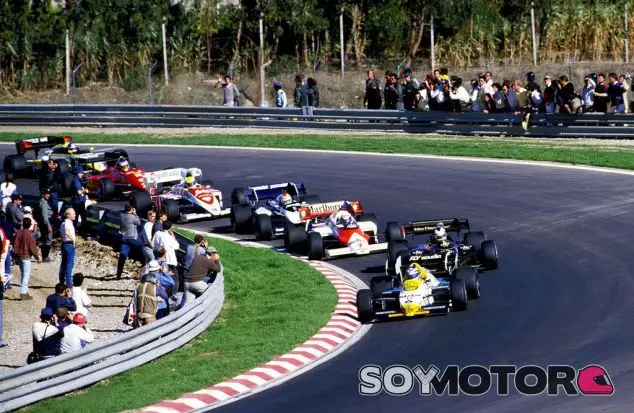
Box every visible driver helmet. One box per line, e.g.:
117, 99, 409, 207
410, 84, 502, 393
67, 143, 80, 154
185, 173, 196, 188
337, 210, 353, 227
279, 192, 292, 206
116, 157, 130, 172
434, 222, 447, 242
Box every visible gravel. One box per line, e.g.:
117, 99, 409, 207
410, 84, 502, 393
0, 238, 144, 371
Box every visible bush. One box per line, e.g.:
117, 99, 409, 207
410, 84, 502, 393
268, 55, 298, 78
122, 66, 146, 91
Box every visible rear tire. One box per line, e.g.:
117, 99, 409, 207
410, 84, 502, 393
162, 199, 180, 224
356, 289, 374, 323
97, 178, 116, 201
385, 221, 405, 243
284, 223, 307, 252
129, 191, 153, 215
55, 158, 71, 176
370, 276, 393, 298
58, 172, 74, 196
307, 232, 323, 260
450, 279, 468, 312
3, 155, 27, 175
231, 187, 249, 206
454, 267, 480, 299
254, 214, 273, 241
464, 231, 486, 254
387, 241, 410, 273
230, 205, 252, 234
480, 240, 499, 270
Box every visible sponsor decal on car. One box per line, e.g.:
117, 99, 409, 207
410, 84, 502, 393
409, 254, 442, 261
308, 201, 345, 214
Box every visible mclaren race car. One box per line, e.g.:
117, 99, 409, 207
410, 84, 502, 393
384, 218, 498, 276
356, 264, 480, 323
128, 167, 229, 223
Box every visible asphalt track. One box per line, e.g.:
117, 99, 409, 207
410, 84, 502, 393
4, 145, 634, 413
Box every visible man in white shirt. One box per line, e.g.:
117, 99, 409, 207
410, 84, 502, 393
60, 312, 94, 353
71, 272, 92, 318
153, 220, 180, 288
59, 208, 76, 286
141, 210, 156, 264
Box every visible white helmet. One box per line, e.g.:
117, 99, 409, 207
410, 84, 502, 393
434, 222, 447, 242
116, 157, 130, 172
68, 143, 80, 154
280, 193, 292, 206
337, 211, 353, 227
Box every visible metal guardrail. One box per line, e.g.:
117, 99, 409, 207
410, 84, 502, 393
1, 104, 634, 137
0, 212, 224, 412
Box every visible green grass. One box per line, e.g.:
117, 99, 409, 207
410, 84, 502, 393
21, 230, 337, 413
2, 131, 634, 170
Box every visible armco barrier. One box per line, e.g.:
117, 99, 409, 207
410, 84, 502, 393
0, 104, 633, 137
0, 208, 224, 412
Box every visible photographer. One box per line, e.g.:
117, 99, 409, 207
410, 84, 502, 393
184, 247, 222, 303
116, 202, 141, 279
183, 234, 208, 277
45, 283, 77, 313
449, 77, 470, 112
59, 313, 94, 354
29, 308, 64, 363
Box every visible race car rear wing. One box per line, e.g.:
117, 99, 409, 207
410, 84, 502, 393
15, 135, 72, 155
403, 218, 471, 235
249, 182, 307, 203
298, 200, 364, 220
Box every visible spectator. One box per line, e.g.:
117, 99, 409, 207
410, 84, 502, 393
153, 221, 180, 288
14, 218, 41, 300
139, 210, 155, 264
215, 74, 240, 107
543, 75, 557, 113
152, 209, 168, 236
503, 81, 519, 113
134, 272, 166, 327
482, 93, 496, 113
306, 77, 320, 107
273, 80, 287, 108
36, 189, 53, 262
401, 69, 418, 111
0, 174, 17, 212
184, 247, 221, 303
59, 208, 76, 286
558, 75, 576, 114
607, 72, 625, 113
482, 71, 494, 95
46, 283, 77, 313
59, 313, 94, 353
414, 88, 430, 112
620, 74, 630, 113
154, 246, 170, 274
29, 307, 63, 362
513, 80, 528, 111
294, 74, 308, 107
0, 218, 10, 289
0, 273, 6, 348
522, 83, 544, 131
55, 306, 72, 329
363, 69, 382, 110
492, 82, 508, 112
71, 273, 91, 318
593, 73, 609, 113
383, 73, 399, 110
147, 260, 174, 319
39, 159, 59, 215
117, 203, 141, 279
431, 79, 447, 111
183, 233, 207, 275
6, 194, 24, 231
580, 74, 596, 112
449, 78, 470, 112
470, 79, 482, 112
22, 206, 36, 233
71, 166, 89, 236
524, 71, 540, 94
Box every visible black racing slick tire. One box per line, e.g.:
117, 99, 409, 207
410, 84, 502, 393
55, 158, 71, 176
356, 289, 374, 323
387, 241, 410, 268
58, 172, 74, 196
307, 232, 324, 260
370, 276, 393, 298
3, 155, 27, 175
254, 214, 274, 241
231, 187, 249, 206
454, 267, 480, 299
163, 199, 180, 224
97, 178, 116, 201
284, 222, 307, 252
230, 205, 252, 234
480, 240, 499, 270
450, 279, 468, 312
130, 190, 153, 215
464, 231, 486, 254
385, 221, 405, 243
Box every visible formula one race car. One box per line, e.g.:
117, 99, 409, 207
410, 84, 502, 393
285, 202, 387, 260
384, 218, 498, 276
128, 167, 229, 223
356, 263, 479, 323
3, 135, 130, 179
84, 160, 147, 201
229, 181, 319, 239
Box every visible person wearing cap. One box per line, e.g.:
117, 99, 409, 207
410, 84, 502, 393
401, 69, 418, 111
184, 246, 221, 303
14, 218, 41, 300
116, 202, 141, 279
30, 307, 64, 362
36, 189, 53, 262
59, 312, 94, 353
71, 165, 89, 236
274, 80, 287, 108
135, 271, 167, 327
146, 260, 174, 319
6, 194, 23, 231
22, 205, 36, 233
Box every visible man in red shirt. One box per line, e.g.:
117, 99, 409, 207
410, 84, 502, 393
14, 218, 41, 300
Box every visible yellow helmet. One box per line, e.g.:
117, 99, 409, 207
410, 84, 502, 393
185, 175, 196, 187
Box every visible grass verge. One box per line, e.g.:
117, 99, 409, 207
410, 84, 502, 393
21, 230, 337, 413
1, 131, 634, 170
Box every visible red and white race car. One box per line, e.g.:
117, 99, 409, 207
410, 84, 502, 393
129, 167, 230, 223
284, 201, 388, 260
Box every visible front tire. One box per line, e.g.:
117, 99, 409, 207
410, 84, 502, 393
450, 279, 468, 312
356, 289, 374, 323
307, 232, 324, 260
162, 199, 180, 224
129, 190, 153, 215
254, 214, 273, 241
98, 178, 116, 201
284, 223, 307, 252
230, 205, 252, 234
231, 187, 249, 206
